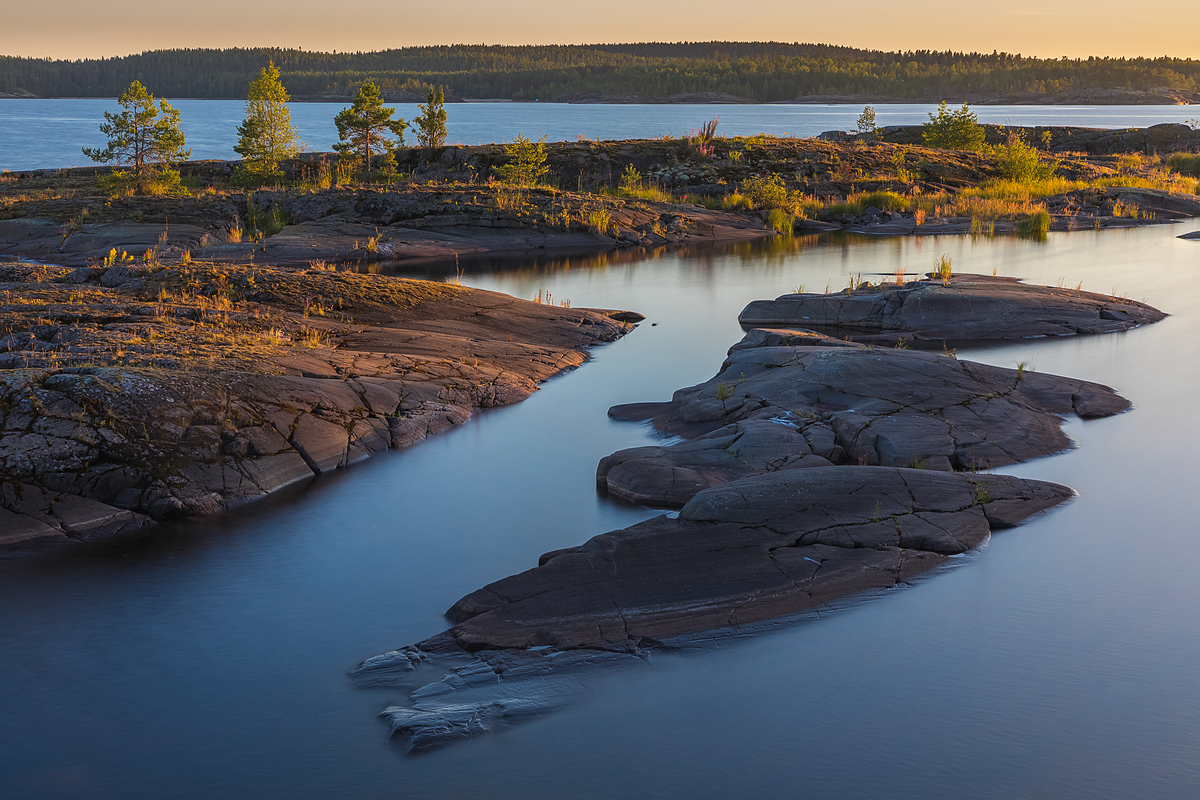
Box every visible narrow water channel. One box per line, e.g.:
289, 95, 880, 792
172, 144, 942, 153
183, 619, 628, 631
2, 222, 1198, 799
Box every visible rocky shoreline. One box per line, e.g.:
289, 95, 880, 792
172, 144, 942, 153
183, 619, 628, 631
356, 273, 1164, 751
0, 184, 777, 270
5, 126, 1200, 270
0, 260, 635, 548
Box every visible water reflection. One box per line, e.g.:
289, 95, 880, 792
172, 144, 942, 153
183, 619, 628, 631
2, 221, 1199, 799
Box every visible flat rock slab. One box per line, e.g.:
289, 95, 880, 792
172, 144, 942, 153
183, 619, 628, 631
357, 466, 1070, 749
0, 268, 634, 550
738, 273, 1165, 343
599, 330, 1128, 506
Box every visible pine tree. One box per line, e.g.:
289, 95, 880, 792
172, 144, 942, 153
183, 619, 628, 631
922, 101, 986, 151
493, 134, 548, 187
856, 105, 877, 137
82, 81, 190, 193
415, 87, 447, 148
333, 83, 408, 178
234, 61, 302, 181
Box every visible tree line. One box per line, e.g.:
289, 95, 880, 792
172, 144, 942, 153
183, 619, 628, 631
4, 43, 1200, 101
85, 70, 449, 194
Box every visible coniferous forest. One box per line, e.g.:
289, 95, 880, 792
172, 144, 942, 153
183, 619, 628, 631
3, 42, 1200, 101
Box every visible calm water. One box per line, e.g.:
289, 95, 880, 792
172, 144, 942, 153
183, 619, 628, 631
2, 222, 1199, 798
2, 100, 1200, 171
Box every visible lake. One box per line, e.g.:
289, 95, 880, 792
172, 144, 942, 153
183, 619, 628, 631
2, 220, 1199, 799
2, 99, 1199, 171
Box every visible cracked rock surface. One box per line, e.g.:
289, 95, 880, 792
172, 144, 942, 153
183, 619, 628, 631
445, 467, 1069, 649
738, 273, 1166, 343
0, 262, 632, 548
598, 327, 1129, 507
356, 466, 1070, 750
355, 274, 1141, 750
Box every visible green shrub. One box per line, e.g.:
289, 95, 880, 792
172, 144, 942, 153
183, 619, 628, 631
856, 105, 877, 137
230, 165, 284, 188
97, 167, 182, 197
1167, 153, 1200, 177
620, 164, 643, 190
587, 208, 612, 235
494, 133, 549, 187
995, 132, 1060, 183
922, 101, 986, 151
741, 175, 789, 209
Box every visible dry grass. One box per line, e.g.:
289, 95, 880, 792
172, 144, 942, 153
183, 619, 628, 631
0, 261, 461, 374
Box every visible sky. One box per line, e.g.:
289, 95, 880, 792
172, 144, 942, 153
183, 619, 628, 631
2, 0, 1199, 60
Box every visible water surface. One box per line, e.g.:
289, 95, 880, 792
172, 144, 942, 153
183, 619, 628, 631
3, 100, 1199, 171
2, 223, 1199, 798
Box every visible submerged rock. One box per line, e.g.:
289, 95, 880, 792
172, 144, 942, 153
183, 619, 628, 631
598, 330, 1129, 507
738, 273, 1166, 343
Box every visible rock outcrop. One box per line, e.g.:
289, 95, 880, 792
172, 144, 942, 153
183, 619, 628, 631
356, 466, 1071, 750
598, 328, 1130, 507
353, 272, 1152, 750
0, 262, 633, 548
738, 273, 1166, 343
0, 185, 775, 269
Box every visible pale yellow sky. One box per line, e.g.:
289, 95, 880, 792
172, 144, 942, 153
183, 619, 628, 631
2, 0, 1199, 60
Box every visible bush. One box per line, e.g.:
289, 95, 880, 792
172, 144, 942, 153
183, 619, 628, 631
415, 87, 448, 148
741, 175, 789, 209
494, 134, 549, 187
1167, 153, 1200, 177
995, 132, 1059, 183
620, 164, 642, 191
587, 208, 612, 235
229, 165, 284, 188
97, 167, 182, 197
922, 101, 986, 151
856, 105, 877, 137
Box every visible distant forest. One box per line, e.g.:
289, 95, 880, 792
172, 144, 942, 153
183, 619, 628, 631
3, 43, 1200, 101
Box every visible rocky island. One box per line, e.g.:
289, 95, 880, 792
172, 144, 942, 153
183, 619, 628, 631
5, 123, 1200, 275
738, 272, 1166, 343
354, 274, 1163, 751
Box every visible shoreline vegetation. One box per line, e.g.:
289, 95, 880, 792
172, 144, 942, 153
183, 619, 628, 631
3, 117, 1200, 269
5, 43, 1200, 105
